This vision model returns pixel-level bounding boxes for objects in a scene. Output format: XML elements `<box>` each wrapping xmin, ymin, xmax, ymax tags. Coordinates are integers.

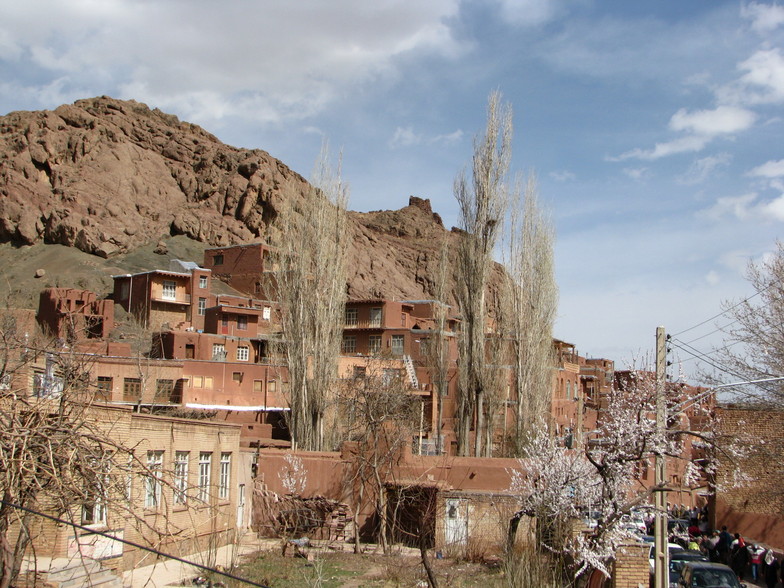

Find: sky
<box><xmin>1</xmin><ymin>0</ymin><xmax>783</xmax><ymax>383</ymax></box>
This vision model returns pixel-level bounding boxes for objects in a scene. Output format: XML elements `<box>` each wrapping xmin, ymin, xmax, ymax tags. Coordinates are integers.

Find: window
<box><xmin>199</xmin><ymin>275</ymin><xmax>208</xmax><ymax>289</ymax></box>
<box><xmin>82</xmin><ymin>463</ymin><xmax>108</xmax><ymax>526</ymax></box>
<box><xmin>155</xmin><ymin>379</ymin><xmax>175</xmax><ymax>402</ymax></box>
<box><xmin>345</xmin><ymin>308</ymin><xmax>357</xmax><ymax>326</ymax></box>
<box><xmin>262</xmin><ymin>306</ymin><xmax>271</xmax><ymax>321</ymax></box>
<box><xmin>219</xmin><ymin>453</ymin><xmax>231</xmax><ymax>500</ymax></box>
<box><xmin>232</xmin><ymin>371</ymin><xmax>243</xmax><ymax>383</ymax></box>
<box><xmin>342</xmin><ymin>336</ymin><xmax>356</xmax><ymax>354</ymax></box>
<box><xmin>212</xmin><ymin>344</ymin><xmax>226</xmax><ymax>360</ymax></box>
<box><xmin>391</xmin><ymin>335</ymin><xmax>404</xmax><ymax>355</ymax></box>
<box><xmin>204</xmin><ymin>376</ymin><xmax>213</xmax><ymax>388</ymax></box>
<box><xmin>145</xmin><ymin>451</ymin><xmax>163</xmax><ymax>508</ymax></box>
<box><xmin>222</xmin><ymin>315</ymin><xmax>229</xmax><ymax>328</ymax></box>
<box><xmin>162</xmin><ymin>280</ymin><xmax>176</xmax><ymax>301</ymax></box>
<box><xmin>401</xmin><ymin>313</ymin><xmax>406</xmax><ymax>326</ymax></box>
<box><xmin>369</xmin><ymin>335</ymin><xmax>382</xmax><ymax>354</ymax></box>
<box><xmin>213</xmin><ymin>254</ymin><xmax>224</xmax><ymax>265</ymax></box>
<box><xmin>0</xmin><ymin>373</ymin><xmax>11</xmax><ymax>390</ymax></box>
<box><xmin>198</xmin><ymin>452</ymin><xmax>212</xmax><ymax>502</ymax></box>
<box><xmin>174</xmin><ymin>451</ymin><xmax>189</xmax><ymax>505</ymax></box>
<box><xmin>268</xmin><ymin>380</ymin><xmax>276</xmax><ymax>395</ymax></box>
<box><xmin>236</xmin><ymin>346</ymin><xmax>249</xmax><ymax>361</ymax></box>
<box><xmin>369</xmin><ymin>307</ymin><xmax>382</xmax><ymax>327</ymax></box>
<box><xmin>96</xmin><ymin>376</ymin><xmax>113</xmax><ymax>401</ymax></box>
<box><xmin>253</xmin><ymin>380</ymin><xmax>263</xmax><ymax>392</ymax></box>
<box><xmin>382</xmin><ymin>368</ymin><xmax>401</xmax><ymax>385</ymax></box>
<box><xmin>198</xmin><ymin>297</ymin><xmax>206</xmax><ymax>316</ymax></box>
<box><xmin>237</xmin><ymin>315</ymin><xmax>248</xmax><ymax>330</ymax></box>
<box><xmin>193</xmin><ymin>375</ymin><xmax>204</xmax><ymax>388</ymax></box>
<box><xmin>353</xmin><ymin>366</ymin><xmax>366</xmax><ymax>379</ymax></box>
<box><xmin>123</xmin><ymin>377</ymin><xmax>142</xmax><ymax>401</ymax></box>
<box><xmin>566</xmin><ymin>381</ymin><xmax>571</xmax><ymax>400</ymax></box>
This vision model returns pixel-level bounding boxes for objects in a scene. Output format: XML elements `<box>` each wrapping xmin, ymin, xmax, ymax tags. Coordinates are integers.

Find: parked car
<box><xmin>668</xmin><ymin>550</ymin><xmax>708</xmax><ymax>586</ymax></box>
<box><xmin>649</xmin><ymin>542</ymin><xmax>685</xmax><ymax>575</ymax></box>
<box><xmin>675</xmin><ymin>561</ymin><xmax>746</xmax><ymax>587</ymax></box>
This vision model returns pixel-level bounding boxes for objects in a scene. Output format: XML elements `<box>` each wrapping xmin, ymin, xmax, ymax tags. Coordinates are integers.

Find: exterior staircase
<box><xmin>403</xmin><ymin>354</ymin><xmax>419</xmax><ymax>389</ymax></box>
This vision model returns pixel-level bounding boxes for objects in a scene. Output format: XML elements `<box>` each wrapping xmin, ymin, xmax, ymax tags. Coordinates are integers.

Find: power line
<box><xmin>0</xmin><ymin>499</ymin><xmax>271</xmax><ymax>588</ymax></box>
<box><xmin>671</xmin><ymin>288</ymin><xmax>764</xmax><ymax>338</ymax></box>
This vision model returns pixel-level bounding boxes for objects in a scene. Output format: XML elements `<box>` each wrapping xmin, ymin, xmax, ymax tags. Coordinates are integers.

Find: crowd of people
<box><xmin>644</xmin><ymin>506</ymin><xmax>781</xmax><ymax>587</ymax></box>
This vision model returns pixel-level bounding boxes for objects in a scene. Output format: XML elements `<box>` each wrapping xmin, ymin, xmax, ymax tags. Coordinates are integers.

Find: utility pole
<box><xmin>653</xmin><ymin>326</ymin><xmax>669</xmax><ymax>588</ymax></box>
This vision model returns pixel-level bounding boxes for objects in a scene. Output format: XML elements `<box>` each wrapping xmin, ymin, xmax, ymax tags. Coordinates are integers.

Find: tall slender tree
<box><xmin>454</xmin><ymin>91</ymin><xmax>511</xmax><ymax>456</ymax></box>
<box><xmin>501</xmin><ymin>173</ymin><xmax>558</xmax><ymax>454</ymax></box>
<box><xmin>272</xmin><ymin>143</ymin><xmax>349</xmax><ymax>451</ymax></box>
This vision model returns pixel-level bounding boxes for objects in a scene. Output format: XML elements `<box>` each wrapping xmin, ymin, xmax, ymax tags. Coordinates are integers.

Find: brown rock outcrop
<box><xmin>0</xmin><ymin>97</ymin><xmax>462</xmax><ymax>302</ymax></box>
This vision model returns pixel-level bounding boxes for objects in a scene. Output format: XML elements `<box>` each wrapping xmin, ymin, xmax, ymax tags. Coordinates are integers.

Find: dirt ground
<box><xmin>233</xmin><ymin>540</ymin><xmax>506</xmax><ymax>588</ymax></box>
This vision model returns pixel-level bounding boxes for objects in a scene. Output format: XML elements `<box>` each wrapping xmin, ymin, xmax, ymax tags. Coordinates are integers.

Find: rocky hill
<box><xmin>0</xmin><ymin>96</ymin><xmax>457</xmax><ymax>305</ymax></box>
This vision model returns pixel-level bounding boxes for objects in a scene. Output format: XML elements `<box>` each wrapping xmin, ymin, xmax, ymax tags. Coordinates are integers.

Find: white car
<box><xmin>648</xmin><ymin>543</ymin><xmax>684</xmax><ymax>574</ymax></box>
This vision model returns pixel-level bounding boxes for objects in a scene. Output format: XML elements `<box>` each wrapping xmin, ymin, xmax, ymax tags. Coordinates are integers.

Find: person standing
<box><xmin>748</xmin><ymin>544</ymin><xmax>766</xmax><ymax>583</ymax></box>
<box><xmin>731</xmin><ymin>534</ymin><xmax>748</xmax><ymax>581</ymax></box>
<box><xmin>718</xmin><ymin>526</ymin><xmax>733</xmax><ymax>565</ymax></box>
<box><xmin>764</xmin><ymin>549</ymin><xmax>779</xmax><ymax>588</ymax></box>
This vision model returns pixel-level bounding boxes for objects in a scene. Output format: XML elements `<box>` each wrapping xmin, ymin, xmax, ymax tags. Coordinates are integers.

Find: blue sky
<box><xmin>1</xmin><ymin>0</ymin><xmax>783</xmax><ymax>381</ymax></box>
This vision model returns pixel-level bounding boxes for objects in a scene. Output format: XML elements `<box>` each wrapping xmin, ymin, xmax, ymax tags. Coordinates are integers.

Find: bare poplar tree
<box><xmin>454</xmin><ymin>91</ymin><xmax>511</xmax><ymax>456</ymax></box>
<box><xmin>273</xmin><ymin>143</ymin><xmax>349</xmax><ymax>451</ymax></box>
<box><xmin>501</xmin><ymin>174</ymin><xmax>558</xmax><ymax>454</ymax></box>
<box><xmin>422</xmin><ymin>239</ymin><xmax>453</xmax><ymax>455</ymax></box>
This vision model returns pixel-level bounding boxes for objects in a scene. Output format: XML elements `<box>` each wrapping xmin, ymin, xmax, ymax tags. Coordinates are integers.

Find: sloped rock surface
<box><xmin>0</xmin><ymin>97</ymin><xmax>461</xmax><ymax>303</ymax></box>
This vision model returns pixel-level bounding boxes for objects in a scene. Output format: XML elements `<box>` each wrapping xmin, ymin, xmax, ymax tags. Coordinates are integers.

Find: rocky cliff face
<box><xmin>0</xmin><ymin>96</ymin><xmax>458</xmax><ymax>302</ymax></box>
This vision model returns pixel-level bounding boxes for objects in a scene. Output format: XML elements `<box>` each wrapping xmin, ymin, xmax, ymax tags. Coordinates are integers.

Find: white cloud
<box><xmin>610</xmin><ymin>135</ymin><xmax>710</xmax><ymax>162</ymax></box>
<box><xmin>611</xmin><ymin>107</ymin><xmax>755</xmax><ymax>162</ymax></box>
<box><xmin>747</xmin><ymin>159</ymin><xmax>784</xmax><ymax>178</ymax></box>
<box><xmin>389</xmin><ymin>126</ymin><xmax>423</xmax><ymax>148</ymax></box>
<box><xmin>0</xmin><ymin>0</ymin><xmax>465</xmax><ymax>125</ymax></box>
<box><xmin>741</xmin><ymin>2</ymin><xmax>784</xmax><ymax>33</ymax></box>
<box><xmin>762</xmin><ymin>194</ymin><xmax>784</xmax><ymax>220</ymax></box>
<box><xmin>622</xmin><ymin>167</ymin><xmax>649</xmax><ymax>181</ymax></box>
<box><xmin>678</xmin><ymin>153</ymin><xmax>732</xmax><ymax>185</ymax></box>
<box><xmin>669</xmin><ymin>106</ymin><xmax>757</xmax><ymax>135</ymax></box>
<box><xmin>550</xmin><ymin>170</ymin><xmax>576</xmax><ymax>182</ymax></box>
<box><xmin>721</xmin><ymin>48</ymin><xmax>784</xmax><ymax>105</ymax></box>
<box><xmin>389</xmin><ymin>126</ymin><xmax>464</xmax><ymax>148</ymax></box>
<box><xmin>697</xmin><ymin>193</ymin><xmax>759</xmax><ymax>221</ymax></box>
<box><xmin>705</xmin><ymin>270</ymin><xmax>720</xmax><ymax>286</ymax></box>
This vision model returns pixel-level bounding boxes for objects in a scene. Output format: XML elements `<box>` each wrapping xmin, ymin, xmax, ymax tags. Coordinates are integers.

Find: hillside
<box><xmin>0</xmin><ymin>96</ymin><xmax>459</xmax><ymax>306</ymax></box>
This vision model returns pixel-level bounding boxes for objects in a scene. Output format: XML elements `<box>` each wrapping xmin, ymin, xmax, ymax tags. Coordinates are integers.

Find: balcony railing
<box><xmin>151</xmin><ymin>293</ymin><xmax>191</xmax><ymax>305</ymax></box>
<box><xmin>344</xmin><ymin>319</ymin><xmax>383</xmax><ymax>329</ymax></box>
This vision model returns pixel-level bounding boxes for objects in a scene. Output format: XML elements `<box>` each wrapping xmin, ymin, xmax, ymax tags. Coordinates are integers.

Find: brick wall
<box><xmin>713</xmin><ymin>405</ymin><xmax>784</xmax><ymax>549</ymax></box>
<box><xmin>611</xmin><ymin>542</ymin><xmax>649</xmax><ymax>588</ymax></box>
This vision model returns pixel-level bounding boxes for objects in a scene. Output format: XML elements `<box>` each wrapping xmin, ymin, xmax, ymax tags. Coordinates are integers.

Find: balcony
<box><xmin>343</xmin><ymin>319</ymin><xmax>383</xmax><ymax>329</ymax></box>
<box><xmin>151</xmin><ymin>293</ymin><xmax>191</xmax><ymax>305</ymax></box>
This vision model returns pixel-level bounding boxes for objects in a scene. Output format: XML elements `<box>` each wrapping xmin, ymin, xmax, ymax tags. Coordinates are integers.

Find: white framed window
<box><xmin>198</xmin><ymin>452</ymin><xmax>212</xmax><ymax>502</ymax></box>
<box><xmin>145</xmin><ymin>451</ymin><xmax>164</xmax><ymax>508</ymax></box>
<box><xmin>391</xmin><ymin>335</ymin><xmax>404</xmax><ymax>355</ymax></box>
<box><xmin>345</xmin><ymin>308</ymin><xmax>357</xmax><ymax>326</ymax></box>
<box><xmin>199</xmin><ymin>275</ymin><xmax>208</xmax><ymax>289</ymax></box>
<box><xmin>174</xmin><ymin>451</ymin><xmax>189</xmax><ymax>505</ymax></box>
<box><xmin>262</xmin><ymin>306</ymin><xmax>271</xmax><ymax>321</ymax></box>
<box><xmin>219</xmin><ymin>453</ymin><xmax>231</xmax><ymax>500</ymax></box>
<box><xmin>237</xmin><ymin>315</ymin><xmax>248</xmax><ymax>330</ymax></box>
<box><xmin>198</xmin><ymin>297</ymin><xmax>207</xmax><ymax>316</ymax></box>
<box><xmin>369</xmin><ymin>307</ymin><xmax>382</xmax><ymax>327</ymax></box>
<box><xmin>212</xmin><ymin>344</ymin><xmax>226</xmax><ymax>361</ymax></box>
<box><xmin>342</xmin><ymin>336</ymin><xmax>356</xmax><ymax>354</ymax></box>
<box><xmin>162</xmin><ymin>280</ymin><xmax>176</xmax><ymax>301</ymax></box>
<box><xmin>236</xmin><ymin>346</ymin><xmax>249</xmax><ymax>362</ymax></box>
<box><xmin>369</xmin><ymin>335</ymin><xmax>382</xmax><ymax>354</ymax></box>
<box><xmin>82</xmin><ymin>461</ymin><xmax>108</xmax><ymax>526</ymax></box>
